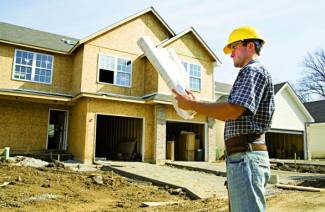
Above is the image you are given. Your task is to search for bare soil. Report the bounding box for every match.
[0,162,324,212]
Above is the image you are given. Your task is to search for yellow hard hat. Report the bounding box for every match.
[223,26,265,54]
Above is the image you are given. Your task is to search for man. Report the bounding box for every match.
[173,26,275,212]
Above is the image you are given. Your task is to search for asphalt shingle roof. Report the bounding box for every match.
[0,22,79,53]
[304,100,325,122]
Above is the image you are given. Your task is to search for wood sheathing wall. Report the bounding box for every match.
[80,12,172,97]
[0,99,68,151]
[0,43,73,95]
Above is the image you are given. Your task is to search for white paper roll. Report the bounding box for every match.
[138,36,196,119]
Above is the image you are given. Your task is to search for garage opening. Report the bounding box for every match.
[166,121,205,161]
[95,115,143,161]
[266,131,304,159]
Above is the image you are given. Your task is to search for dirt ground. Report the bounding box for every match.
[0,162,325,212]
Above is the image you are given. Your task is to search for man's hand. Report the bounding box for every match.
[172,89,196,110]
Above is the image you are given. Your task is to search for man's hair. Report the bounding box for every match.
[242,39,263,55]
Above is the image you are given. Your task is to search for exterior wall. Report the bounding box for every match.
[160,33,215,100]
[0,43,73,94]
[272,90,308,131]
[307,123,325,159]
[69,98,155,163]
[80,12,172,97]
[144,59,158,95]
[71,47,84,95]
[68,98,88,162]
[0,99,68,151]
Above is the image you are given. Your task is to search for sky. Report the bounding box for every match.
[1,0,324,86]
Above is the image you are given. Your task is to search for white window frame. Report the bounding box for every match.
[97,53,132,88]
[12,49,54,85]
[182,61,202,92]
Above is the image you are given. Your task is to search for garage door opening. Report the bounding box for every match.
[95,115,143,161]
[166,121,205,161]
[266,131,304,159]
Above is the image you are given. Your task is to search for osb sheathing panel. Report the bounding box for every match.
[88,13,171,55]
[144,59,158,95]
[67,98,88,162]
[71,47,84,95]
[158,33,215,100]
[81,12,171,96]
[0,43,73,94]
[81,45,145,96]
[0,99,68,151]
[80,98,155,162]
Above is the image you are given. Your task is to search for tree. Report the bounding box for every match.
[296,49,325,102]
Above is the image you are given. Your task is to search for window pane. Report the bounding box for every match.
[100,55,115,70]
[116,72,130,86]
[117,58,131,73]
[190,77,201,91]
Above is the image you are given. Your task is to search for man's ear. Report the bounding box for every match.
[247,42,256,54]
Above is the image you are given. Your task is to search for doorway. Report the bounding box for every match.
[47,110,68,150]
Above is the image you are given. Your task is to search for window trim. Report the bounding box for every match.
[182,61,202,92]
[97,53,132,88]
[12,49,54,85]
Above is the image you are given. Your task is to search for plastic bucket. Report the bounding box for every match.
[4,147,10,160]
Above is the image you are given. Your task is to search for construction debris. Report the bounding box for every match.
[276,184,325,192]
[141,201,179,207]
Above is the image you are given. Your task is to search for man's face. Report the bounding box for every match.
[230,41,249,68]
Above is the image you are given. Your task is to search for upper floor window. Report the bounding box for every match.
[182,61,202,92]
[98,54,132,87]
[13,49,53,84]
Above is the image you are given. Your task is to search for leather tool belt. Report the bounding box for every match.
[225,133,267,156]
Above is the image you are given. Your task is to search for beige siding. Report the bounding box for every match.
[307,123,325,159]
[272,90,308,131]
[0,43,73,94]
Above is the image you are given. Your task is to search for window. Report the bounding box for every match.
[98,54,132,87]
[182,61,201,92]
[13,50,53,84]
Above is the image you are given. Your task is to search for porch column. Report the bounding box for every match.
[154,104,166,165]
[207,117,217,162]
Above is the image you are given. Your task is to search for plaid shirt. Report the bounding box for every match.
[224,59,275,142]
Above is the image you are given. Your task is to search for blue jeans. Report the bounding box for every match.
[226,151,270,212]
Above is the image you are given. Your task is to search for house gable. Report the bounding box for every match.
[272,83,314,130]
[79,11,174,96]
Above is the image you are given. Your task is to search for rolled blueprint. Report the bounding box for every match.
[137,36,196,119]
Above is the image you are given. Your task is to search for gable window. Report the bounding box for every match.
[182,61,201,92]
[98,54,131,87]
[13,49,53,84]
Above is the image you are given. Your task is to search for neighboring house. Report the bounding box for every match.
[215,81,314,159]
[304,100,325,159]
[0,7,221,164]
